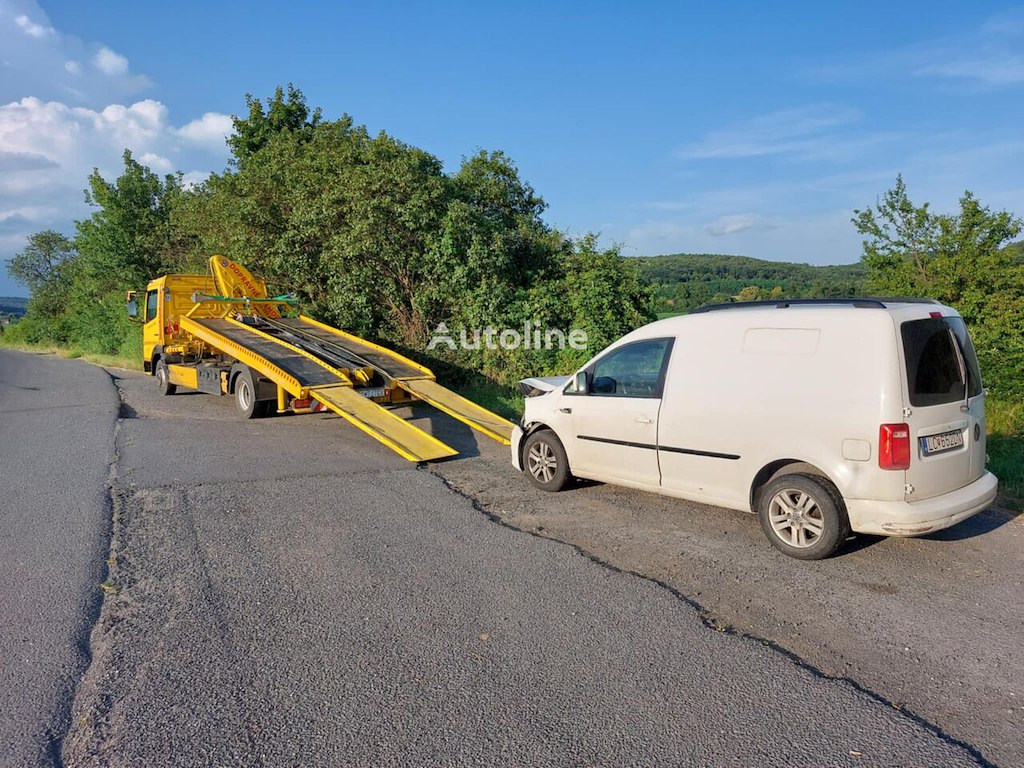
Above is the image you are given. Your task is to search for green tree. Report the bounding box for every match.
[4,230,77,343]
[6,230,75,293]
[70,150,183,354]
[853,177,1024,398]
[228,83,322,163]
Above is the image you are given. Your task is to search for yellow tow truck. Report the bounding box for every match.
[126,256,513,461]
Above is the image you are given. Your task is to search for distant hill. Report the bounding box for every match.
[0,297,28,316]
[635,253,868,315]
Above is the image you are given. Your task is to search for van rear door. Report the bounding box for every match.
[899,315,985,501]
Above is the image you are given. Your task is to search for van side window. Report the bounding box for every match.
[145,291,159,322]
[590,338,673,398]
[901,317,982,406]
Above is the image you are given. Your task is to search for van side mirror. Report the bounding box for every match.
[126,291,139,321]
[592,376,617,395]
[575,371,589,394]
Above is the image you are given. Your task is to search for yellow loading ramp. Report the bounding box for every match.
[178,315,459,462]
[393,379,514,445]
[309,385,457,462]
[284,316,516,445]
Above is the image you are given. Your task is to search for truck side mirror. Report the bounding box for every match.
[575,370,589,394]
[126,291,139,321]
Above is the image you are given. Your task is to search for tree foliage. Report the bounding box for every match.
[853,176,1024,398]
[228,83,322,163]
[9,86,655,388]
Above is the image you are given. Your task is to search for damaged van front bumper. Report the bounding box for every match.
[846,471,999,536]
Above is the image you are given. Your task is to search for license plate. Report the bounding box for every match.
[359,387,386,399]
[920,429,964,456]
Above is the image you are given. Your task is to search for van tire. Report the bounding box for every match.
[155,359,176,396]
[523,430,572,492]
[757,473,849,560]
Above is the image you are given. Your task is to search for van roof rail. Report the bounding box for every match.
[689,297,940,314]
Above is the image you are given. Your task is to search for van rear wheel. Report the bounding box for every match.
[523,430,572,492]
[758,473,849,560]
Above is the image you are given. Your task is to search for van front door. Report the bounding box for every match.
[565,338,673,486]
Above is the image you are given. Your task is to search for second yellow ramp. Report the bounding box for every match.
[311,385,458,462]
[395,379,514,445]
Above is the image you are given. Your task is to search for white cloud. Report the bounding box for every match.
[0,0,150,106]
[677,104,862,160]
[140,152,173,172]
[626,209,861,264]
[180,170,213,190]
[0,96,232,293]
[14,13,53,38]
[815,10,1024,88]
[177,112,234,149]
[913,54,1024,86]
[93,46,128,76]
[704,214,778,237]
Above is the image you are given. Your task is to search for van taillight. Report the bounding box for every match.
[879,423,911,470]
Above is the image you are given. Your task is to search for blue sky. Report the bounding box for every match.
[2,0,1023,297]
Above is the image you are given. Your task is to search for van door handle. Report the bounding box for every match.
[559,407,572,414]
[635,415,654,424]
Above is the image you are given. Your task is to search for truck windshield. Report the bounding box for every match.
[900,317,982,407]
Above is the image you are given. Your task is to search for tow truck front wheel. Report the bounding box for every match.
[234,367,269,419]
[155,359,176,396]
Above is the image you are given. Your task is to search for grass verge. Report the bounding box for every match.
[452,378,524,422]
[987,398,1023,511]
[0,339,141,371]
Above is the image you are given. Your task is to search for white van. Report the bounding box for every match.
[511,299,998,559]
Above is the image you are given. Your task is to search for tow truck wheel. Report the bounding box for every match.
[155,359,176,396]
[234,367,264,419]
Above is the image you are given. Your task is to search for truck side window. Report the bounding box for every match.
[590,338,673,398]
[145,290,159,323]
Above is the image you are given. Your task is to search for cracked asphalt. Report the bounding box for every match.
[1,349,1018,766]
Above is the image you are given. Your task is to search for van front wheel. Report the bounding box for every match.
[523,430,572,492]
[757,473,849,560]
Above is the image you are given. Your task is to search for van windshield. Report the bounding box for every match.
[901,317,982,407]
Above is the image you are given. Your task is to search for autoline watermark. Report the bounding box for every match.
[427,321,588,351]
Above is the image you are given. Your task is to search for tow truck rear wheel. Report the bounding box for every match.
[155,359,176,396]
[234,367,268,419]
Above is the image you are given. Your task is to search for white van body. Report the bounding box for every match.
[511,300,998,558]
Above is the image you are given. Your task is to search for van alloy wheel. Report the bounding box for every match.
[757,473,850,560]
[767,489,825,548]
[528,441,557,484]
[522,430,572,492]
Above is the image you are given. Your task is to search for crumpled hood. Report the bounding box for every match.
[518,375,570,397]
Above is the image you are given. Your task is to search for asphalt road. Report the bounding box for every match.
[0,349,119,767]
[0,350,1009,766]
[435,411,1024,766]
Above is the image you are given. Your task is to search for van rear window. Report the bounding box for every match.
[901,317,982,407]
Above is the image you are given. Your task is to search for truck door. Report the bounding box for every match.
[143,288,161,365]
[563,338,672,486]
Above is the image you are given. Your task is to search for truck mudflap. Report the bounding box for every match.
[394,378,515,444]
[310,384,458,462]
